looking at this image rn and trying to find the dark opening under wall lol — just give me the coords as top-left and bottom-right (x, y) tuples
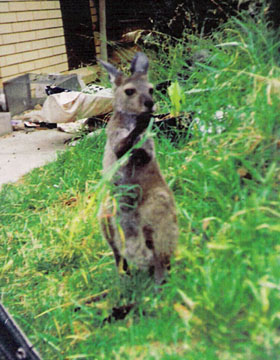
(105, 0), (152, 41)
(60, 0), (96, 69)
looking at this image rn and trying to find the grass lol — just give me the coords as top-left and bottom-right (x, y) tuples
(1, 9), (280, 359)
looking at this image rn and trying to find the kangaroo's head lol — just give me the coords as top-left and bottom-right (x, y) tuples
(99, 53), (155, 115)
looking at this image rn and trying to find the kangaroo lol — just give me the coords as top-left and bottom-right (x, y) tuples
(99, 53), (178, 284)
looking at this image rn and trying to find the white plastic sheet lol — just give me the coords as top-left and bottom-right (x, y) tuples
(20, 88), (113, 123)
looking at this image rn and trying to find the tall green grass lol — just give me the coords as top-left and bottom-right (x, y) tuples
(1, 10), (280, 359)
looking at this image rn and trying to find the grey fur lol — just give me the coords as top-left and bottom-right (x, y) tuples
(130, 52), (149, 74)
(99, 53), (178, 284)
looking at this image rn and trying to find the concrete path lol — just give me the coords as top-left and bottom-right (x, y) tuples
(0, 129), (72, 189)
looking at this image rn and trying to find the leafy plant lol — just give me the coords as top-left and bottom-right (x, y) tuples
(167, 80), (186, 116)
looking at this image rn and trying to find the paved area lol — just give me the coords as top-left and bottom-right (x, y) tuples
(0, 129), (72, 189)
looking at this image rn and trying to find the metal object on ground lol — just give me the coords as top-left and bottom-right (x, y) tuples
(0, 303), (41, 360)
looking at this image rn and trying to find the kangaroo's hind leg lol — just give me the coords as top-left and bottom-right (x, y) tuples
(100, 210), (130, 275)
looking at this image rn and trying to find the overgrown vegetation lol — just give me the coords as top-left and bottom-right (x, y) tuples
(1, 9), (280, 359)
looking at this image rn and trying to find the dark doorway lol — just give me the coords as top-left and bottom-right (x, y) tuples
(60, 0), (96, 69)
(106, 0), (151, 41)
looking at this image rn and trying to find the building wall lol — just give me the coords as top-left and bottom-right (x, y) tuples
(0, 1), (68, 86)
(90, 0), (100, 56)
(0, 0), (99, 86)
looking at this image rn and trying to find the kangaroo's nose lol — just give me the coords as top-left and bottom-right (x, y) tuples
(144, 99), (154, 110)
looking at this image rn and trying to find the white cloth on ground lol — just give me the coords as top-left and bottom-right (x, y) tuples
(20, 88), (113, 123)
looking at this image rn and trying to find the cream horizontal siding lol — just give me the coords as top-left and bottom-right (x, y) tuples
(0, 1), (68, 86)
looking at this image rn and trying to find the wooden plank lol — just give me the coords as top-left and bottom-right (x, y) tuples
(99, 0), (108, 61)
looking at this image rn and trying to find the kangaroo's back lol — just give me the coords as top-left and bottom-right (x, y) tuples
(99, 53), (178, 284)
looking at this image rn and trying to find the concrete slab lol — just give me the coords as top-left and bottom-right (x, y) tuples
(0, 113), (12, 136)
(65, 65), (100, 85)
(0, 129), (73, 189)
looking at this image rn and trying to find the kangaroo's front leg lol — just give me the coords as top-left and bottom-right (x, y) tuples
(113, 114), (151, 159)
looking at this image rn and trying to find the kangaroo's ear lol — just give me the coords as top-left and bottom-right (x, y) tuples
(130, 52), (149, 74)
(99, 59), (123, 86)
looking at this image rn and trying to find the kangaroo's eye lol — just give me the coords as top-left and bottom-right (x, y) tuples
(125, 88), (135, 96)
(149, 88), (154, 95)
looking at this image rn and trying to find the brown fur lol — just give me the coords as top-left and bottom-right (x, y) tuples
(99, 53), (178, 284)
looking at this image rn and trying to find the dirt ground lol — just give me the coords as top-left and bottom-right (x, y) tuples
(0, 129), (73, 189)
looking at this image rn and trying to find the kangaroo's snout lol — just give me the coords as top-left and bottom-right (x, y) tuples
(144, 99), (154, 111)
